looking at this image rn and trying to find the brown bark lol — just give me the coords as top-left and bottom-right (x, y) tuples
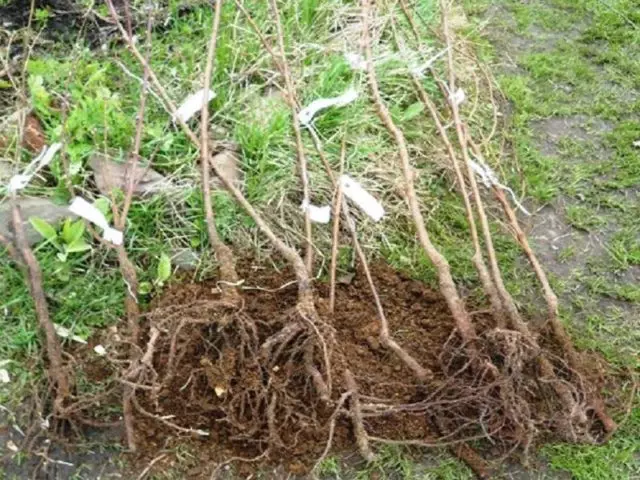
(11, 200), (70, 411)
(201, 0), (240, 305)
(361, 0), (477, 345)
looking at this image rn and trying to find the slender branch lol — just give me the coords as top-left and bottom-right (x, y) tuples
(11, 198), (70, 409)
(104, 4), (155, 450)
(119, 14), (152, 226)
(361, 0), (477, 344)
(201, 0), (241, 305)
(328, 139), (345, 313)
(267, 0), (314, 272)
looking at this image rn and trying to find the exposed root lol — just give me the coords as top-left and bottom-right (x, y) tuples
(305, 344), (331, 402)
(344, 370), (374, 462)
(451, 443), (491, 479)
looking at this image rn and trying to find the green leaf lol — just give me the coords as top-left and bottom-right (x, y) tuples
(61, 219), (85, 244)
(93, 197), (110, 216)
(28, 75), (51, 113)
(156, 253), (172, 284)
(65, 238), (91, 253)
(61, 219), (72, 243)
(35, 8), (50, 22)
(138, 282), (152, 295)
(402, 102), (424, 121)
(29, 217), (58, 242)
(62, 220), (85, 245)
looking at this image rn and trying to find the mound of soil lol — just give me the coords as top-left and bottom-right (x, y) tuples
(131, 262), (469, 475)
(100, 260), (615, 479)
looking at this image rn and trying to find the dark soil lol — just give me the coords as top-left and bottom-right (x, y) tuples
(131, 261), (462, 477)
(0, 0), (110, 46)
(1, 261), (620, 479)
(114, 260), (616, 479)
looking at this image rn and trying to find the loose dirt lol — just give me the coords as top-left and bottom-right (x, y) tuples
(96, 260), (616, 479)
(130, 261), (459, 476)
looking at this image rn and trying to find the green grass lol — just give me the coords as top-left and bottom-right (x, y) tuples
(542, 406), (640, 480)
(463, 0), (640, 477)
(316, 446), (473, 479)
(1, 0), (639, 477)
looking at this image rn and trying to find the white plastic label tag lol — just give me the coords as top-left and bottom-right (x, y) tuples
(301, 201), (331, 224)
(469, 159), (530, 216)
(7, 143), (62, 192)
(345, 52), (367, 71)
(69, 197), (124, 245)
(173, 88), (216, 123)
(54, 323), (87, 344)
(298, 88), (358, 126)
(339, 175), (384, 222)
(450, 88), (466, 106)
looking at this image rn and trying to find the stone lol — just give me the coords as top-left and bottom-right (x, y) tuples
(0, 197), (74, 246)
(172, 248), (200, 271)
(210, 149), (241, 189)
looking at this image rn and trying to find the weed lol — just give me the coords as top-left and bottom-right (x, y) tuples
(543, 405), (640, 480)
(463, 0), (640, 476)
(1, 0), (637, 477)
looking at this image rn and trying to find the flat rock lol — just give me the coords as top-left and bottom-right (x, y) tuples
(89, 153), (169, 197)
(0, 197), (74, 246)
(172, 248), (200, 271)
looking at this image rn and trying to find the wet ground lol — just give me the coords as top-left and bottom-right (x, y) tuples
(1, 0), (637, 478)
(475, 1), (639, 334)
